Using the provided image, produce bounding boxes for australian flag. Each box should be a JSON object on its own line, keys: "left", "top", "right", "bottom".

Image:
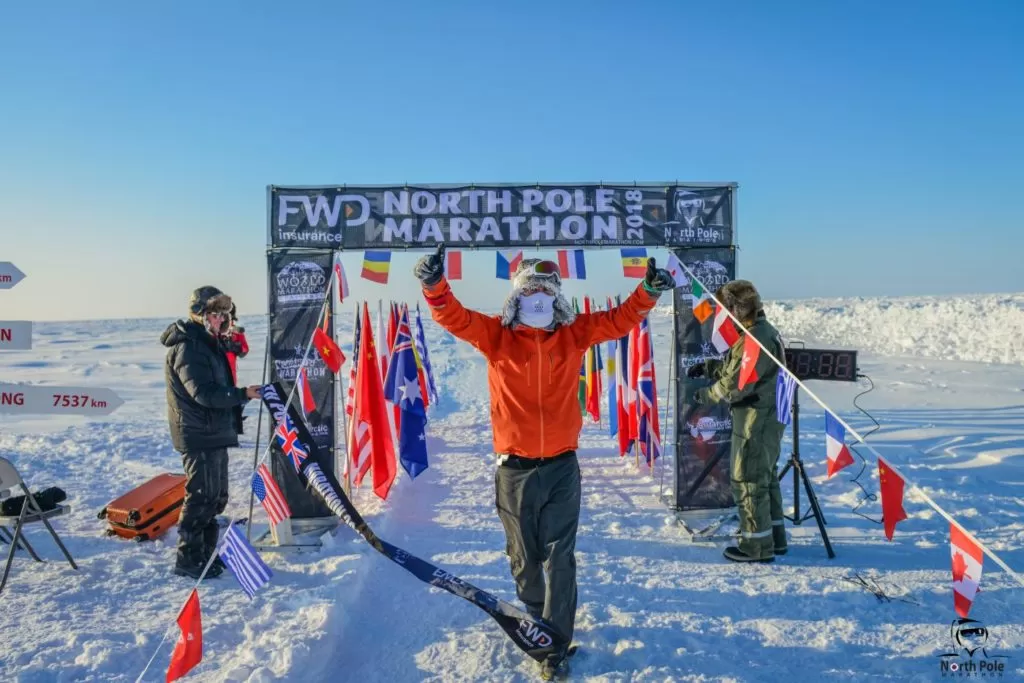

{"left": 384, "top": 307, "right": 429, "bottom": 478}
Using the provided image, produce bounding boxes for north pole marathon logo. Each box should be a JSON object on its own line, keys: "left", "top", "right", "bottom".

{"left": 275, "top": 261, "right": 327, "bottom": 305}
{"left": 674, "top": 190, "right": 705, "bottom": 229}
{"left": 686, "top": 260, "right": 731, "bottom": 293}
{"left": 274, "top": 346, "right": 329, "bottom": 381}
{"left": 938, "top": 618, "right": 1009, "bottom": 677}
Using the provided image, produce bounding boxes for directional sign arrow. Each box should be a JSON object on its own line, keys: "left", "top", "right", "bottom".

{"left": 0, "top": 262, "right": 26, "bottom": 290}
{"left": 0, "top": 383, "right": 124, "bottom": 416}
{"left": 0, "top": 321, "right": 32, "bottom": 350}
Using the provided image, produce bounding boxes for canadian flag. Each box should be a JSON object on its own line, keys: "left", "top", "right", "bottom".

{"left": 950, "top": 523, "right": 984, "bottom": 618}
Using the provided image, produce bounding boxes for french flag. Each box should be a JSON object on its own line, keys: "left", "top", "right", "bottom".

{"left": 825, "top": 412, "right": 854, "bottom": 477}
{"left": 496, "top": 249, "right": 523, "bottom": 280}
{"left": 557, "top": 249, "right": 587, "bottom": 279}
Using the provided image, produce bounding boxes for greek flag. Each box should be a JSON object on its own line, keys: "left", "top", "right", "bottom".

{"left": 776, "top": 371, "right": 797, "bottom": 425}
{"left": 219, "top": 523, "right": 272, "bottom": 599}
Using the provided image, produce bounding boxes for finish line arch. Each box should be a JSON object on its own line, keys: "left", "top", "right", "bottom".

{"left": 260, "top": 181, "right": 738, "bottom": 547}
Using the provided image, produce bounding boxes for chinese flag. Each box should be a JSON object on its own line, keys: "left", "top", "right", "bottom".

{"left": 355, "top": 302, "right": 397, "bottom": 500}
{"left": 737, "top": 334, "right": 761, "bottom": 390}
{"left": 877, "top": 457, "right": 908, "bottom": 541}
{"left": 313, "top": 326, "right": 344, "bottom": 373}
{"left": 166, "top": 589, "right": 202, "bottom": 682}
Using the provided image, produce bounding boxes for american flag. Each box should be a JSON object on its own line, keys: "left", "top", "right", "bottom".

{"left": 219, "top": 523, "right": 272, "bottom": 599}
{"left": 275, "top": 417, "right": 309, "bottom": 472}
{"left": 252, "top": 463, "right": 291, "bottom": 525}
{"left": 776, "top": 371, "right": 797, "bottom": 424}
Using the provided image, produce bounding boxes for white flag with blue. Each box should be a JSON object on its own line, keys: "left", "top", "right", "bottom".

{"left": 384, "top": 307, "right": 430, "bottom": 478}
{"left": 219, "top": 523, "right": 272, "bottom": 599}
{"left": 776, "top": 371, "right": 797, "bottom": 424}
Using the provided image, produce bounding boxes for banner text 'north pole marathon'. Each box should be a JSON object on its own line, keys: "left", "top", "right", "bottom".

{"left": 270, "top": 184, "right": 734, "bottom": 250}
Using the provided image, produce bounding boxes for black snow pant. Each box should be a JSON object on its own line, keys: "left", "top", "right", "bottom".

{"left": 495, "top": 450, "right": 582, "bottom": 656}
{"left": 175, "top": 448, "right": 229, "bottom": 568}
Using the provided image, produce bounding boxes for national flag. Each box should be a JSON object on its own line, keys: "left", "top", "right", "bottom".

{"left": 616, "top": 327, "right": 631, "bottom": 456}
{"left": 556, "top": 249, "right": 587, "bottom": 279}
{"left": 584, "top": 298, "right": 600, "bottom": 422}
{"left": 444, "top": 250, "right": 462, "bottom": 280}
{"left": 606, "top": 335, "right": 618, "bottom": 437}
{"left": 688, "top": 273, "right": 715, "bottom": 324}
{"left": 345, "top": 303, "right": 360, "bottom": 456}
{"left": 387, "top": 302, "right": 401, "bottom": 431}
{"left": 950, "top": 523, "right": 984, "bottom": 618}
{"left": 665, "top": 253, "right": 689, "bottom": 289}
{"left": 313, "top": 326, "right": 344, "bottom": 373}
{"left": 166, "top": 589, "right": 202, "bottom": 683}
{"left": 296, "top": 366, "right": 316, "bottom": 416}
{"left": 333, "top": 257, "right": 350, "bottom": 303}
{"left": 710, "top": 304, "right": 740, "bottom": 352}
{"left": 877, "top": 457, "right": 908, "bottom": 541}
{"left": 361, "top": 251, "right": 392, "bottom": 284}
{"left": 776, "top": 371, "right": 797, "bottom": 424}
{"left": 403, "top": 303, "right": 430, "bottom": 408}
{"left": 824, "top": 412, "right": 854, "bottom": 477}
{"left": 627, "top": 323, "right": 641, "bottom": 444}
{"left": 496, "top": 249, "right": 523, "bottom": 280}
{"left": 219, "top": 523, "right": 272, "bottom": 599}
{"left": 620, "top": 248, "right": 648, "bottom": 278}
{"left": 384, "top": 307, "right": 430, "bottom": 479}
{"left": 737, "top": 334, "right": 760, "bottom": 390}
{"left": 637, "top": 317, "right": 661, "bottom": 464}
{"left": 414, "top": 303, "right": 439, "bottom": 405}
{"left": 252, "top": 463, "right": 291, "bottom": 526}
{"left": 274, "top": 416, "right": 310, "bottom": 473}
{"left": 354, "top": 302, "right": 397, "bottom": 499}
{"left": 376, "top": 302, "right": 388, "bottom": 382}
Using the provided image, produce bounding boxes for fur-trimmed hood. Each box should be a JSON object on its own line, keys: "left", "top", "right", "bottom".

{"left": 500, "top": 259, "right": 577, "bottom": 328}
{"left": 718, "top": 279, "right": 762, "bottom": 324}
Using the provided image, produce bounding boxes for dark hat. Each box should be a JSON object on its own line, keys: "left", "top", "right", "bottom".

{"left": 189, "top": 286, "right": 233, "bottom": 316}
{"left": 718, "top": 279, "right": 762, "bottom": 322}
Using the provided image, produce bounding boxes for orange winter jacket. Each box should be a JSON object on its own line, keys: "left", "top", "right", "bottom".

{"left": 422, "top": 279, "right": 659, "bottom": 458}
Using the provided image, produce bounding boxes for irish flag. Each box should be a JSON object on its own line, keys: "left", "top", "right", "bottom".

{"left": 691, "top": 279, "right": 714, "bottom": 323}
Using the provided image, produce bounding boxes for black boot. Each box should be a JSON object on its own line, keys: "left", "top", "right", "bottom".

{"left": 723, "top": 546, "right": 775, "bottom": 563}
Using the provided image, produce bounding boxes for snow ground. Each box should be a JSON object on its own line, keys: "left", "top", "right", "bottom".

{"left": 2, "top": 293, "right": 1024, "bottom": 682}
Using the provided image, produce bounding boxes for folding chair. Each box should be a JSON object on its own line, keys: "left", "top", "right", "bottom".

{"left": 0, "top": 456, "right": 78, "bottom": 594}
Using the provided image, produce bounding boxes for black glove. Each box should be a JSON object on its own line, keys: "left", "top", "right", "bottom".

{"left": 686, "top": 363, "right": 705, "bottom": 379}
{"left": 413, "top": 243, "right": 446, "bottom": 286}
{"left": 642, "top": 257, "right": 675, "bottom": 295}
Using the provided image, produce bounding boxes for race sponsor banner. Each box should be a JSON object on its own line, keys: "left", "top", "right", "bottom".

{"left": 0, "top": 383, "right": 123, "bottom": 416}
{"left": 267, "top": 249, "right": 336, "bottom": 518}
{"left": 671, "top": 247, "right": 736, "bottom": 511}
{"left": 0, "top": 321, "right": 32, "bottom": 350}
{"left": 0, "top": 262, "right": 26, "bottom": 290}
{"left": 269, "top": 183, "right": 734, "bottom": 250}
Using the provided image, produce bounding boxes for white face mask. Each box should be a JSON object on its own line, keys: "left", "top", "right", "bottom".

{"left": 518, "top": 292, "right": 555, "bottom": 328}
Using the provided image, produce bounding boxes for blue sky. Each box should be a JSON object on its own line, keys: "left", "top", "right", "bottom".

{"left": 1, "top": 0, "right": 1021, "bottom": 321}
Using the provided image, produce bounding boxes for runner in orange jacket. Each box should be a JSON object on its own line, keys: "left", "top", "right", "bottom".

{"left": 414, "top": 243, "right": 675, "bottom": 679}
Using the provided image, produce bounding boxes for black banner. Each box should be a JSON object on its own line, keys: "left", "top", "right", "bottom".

{"left": 267, "top": 250, "right": 336, "bottom": 518}
{"left": 269, "top": 183, "right": 734, "bottom": 250}
{"left": 671, "top": 247, "right": 737, "bottom": 511}
{"left": 259, "top": 382, "right": 567, "bottom": 662}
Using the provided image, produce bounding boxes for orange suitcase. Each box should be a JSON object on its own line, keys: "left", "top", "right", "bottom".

{"left": 98, "top": 473, "right": 187, "bottom": 542}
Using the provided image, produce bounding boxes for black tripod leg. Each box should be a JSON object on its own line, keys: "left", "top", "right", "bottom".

{"left": 778, "top": 459, "right": 793, "bottom": 480}
{"left": 798, "top": 463, "right": 835, "bottom": 559}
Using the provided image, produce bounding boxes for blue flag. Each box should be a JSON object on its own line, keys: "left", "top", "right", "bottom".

{"left": 776, "top": 371, "right": 797, "bottom": 425}
{"left": 219, "top": 522, "right": 272, "bottom": 599}
{"left": 414, "top": 303, "right": 439, "bottom": 405}
{"left": 383, "top": 307, "right": 429, "bottom": 478}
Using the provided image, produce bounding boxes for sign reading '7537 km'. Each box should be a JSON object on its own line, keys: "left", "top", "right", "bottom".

{"left": 0, "top": 383, "right": 124, "bottom": 416}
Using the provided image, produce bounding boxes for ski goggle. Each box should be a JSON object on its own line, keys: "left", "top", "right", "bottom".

{"left": 521, "top": 260, "right": 561, "bottom": 278}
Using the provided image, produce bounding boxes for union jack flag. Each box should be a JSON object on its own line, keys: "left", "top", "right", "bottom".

{"left": 274, "top": 417, "right": 309, "bottom": 472}
{"left": 637, "top": 317, "right": 661, "bottom": 465}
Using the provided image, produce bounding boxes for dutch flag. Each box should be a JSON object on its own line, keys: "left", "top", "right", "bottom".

{"left": 557, "top": 249, "right": 587, "bottom": 279}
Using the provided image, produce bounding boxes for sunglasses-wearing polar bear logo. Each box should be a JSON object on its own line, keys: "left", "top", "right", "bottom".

{"left": 674, "top": 191, "right": 705, "bottom": 229}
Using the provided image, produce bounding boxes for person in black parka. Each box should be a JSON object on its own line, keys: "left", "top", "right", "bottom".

{"left": 160, "top": 286, "right": 262, "bottom": 579}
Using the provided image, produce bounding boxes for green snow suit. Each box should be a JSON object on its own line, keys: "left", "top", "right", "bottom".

{"left": 695, "top": 311, "right": 787, "bottom": 559}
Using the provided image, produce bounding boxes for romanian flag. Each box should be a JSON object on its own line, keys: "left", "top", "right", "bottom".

{"left": 620, "top": 248, "right": 648, "bottom": 278}
{"left": 361, "top": 251, "right": 391, "bottom": 284}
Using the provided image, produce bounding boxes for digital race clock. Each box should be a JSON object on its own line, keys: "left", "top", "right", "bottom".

{"left": 783, "top": 348, "right": 858, "bottom": 382}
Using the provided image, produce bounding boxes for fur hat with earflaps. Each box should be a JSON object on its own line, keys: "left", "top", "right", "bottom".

{"left": 188, "top": 286, "right": 233, "bottom": 324}
{"left": 500, "top": 259, "right": 577, "bottom": 328}
{"left": 717, "top": 279, "right": 762, "bottom": 324}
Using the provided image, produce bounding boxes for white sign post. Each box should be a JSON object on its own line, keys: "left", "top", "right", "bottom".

{"left": 0, "top": 262, "right": 26, "bottom": 290}
{"left": 0, "top": 321, "right": 32, "bottom": 350}
{"left": 0, "top": 383, "right": 124, "bottom": 416}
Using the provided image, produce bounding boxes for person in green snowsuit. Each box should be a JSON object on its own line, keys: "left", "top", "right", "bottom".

{"left": 688, "top": 279, "right": 787, "bottom": 563}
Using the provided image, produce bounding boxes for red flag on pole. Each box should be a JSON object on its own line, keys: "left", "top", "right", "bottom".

{"left": 166, "top": 589, "right": 202, "bottom": 682}
{"left": 313, "top": 326, "right": 344, "bottom": 373}
{"left": 877, "top": 457, "right": 908, "bottom": 540}
{"left": 737, "top": 334, "right": 761, "bottom": 390}
{"left": 354, "top": 302, "right": 397, "bottom": 499}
